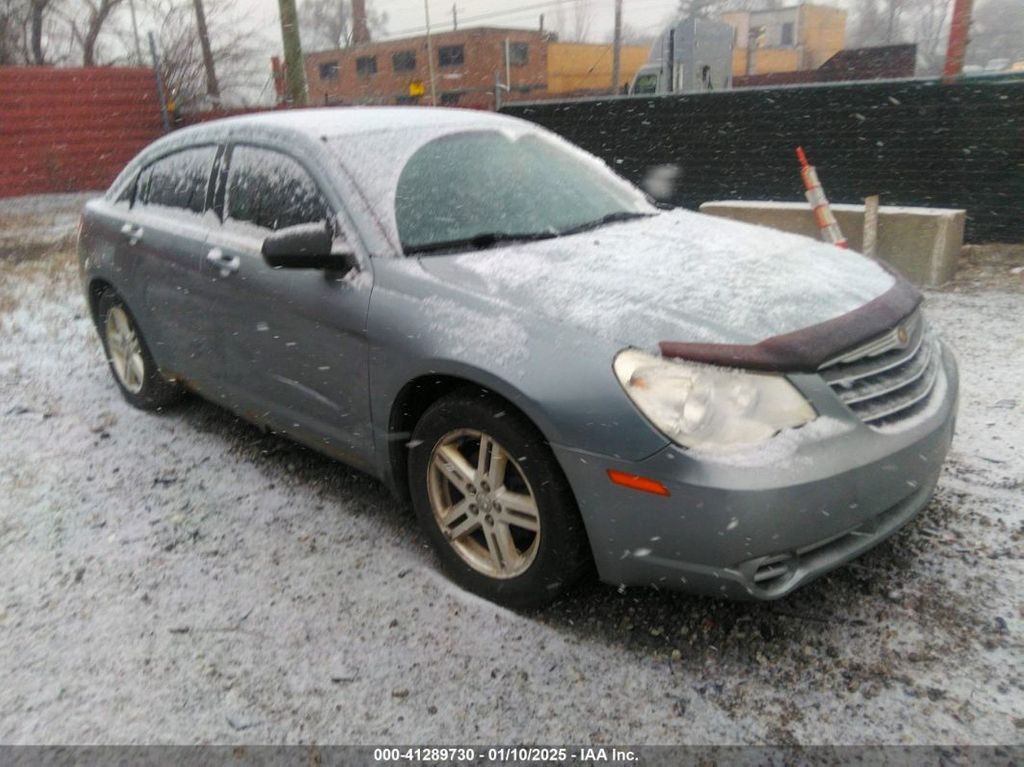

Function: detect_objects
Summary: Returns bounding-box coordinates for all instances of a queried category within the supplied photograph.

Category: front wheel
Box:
[408,391,591,608]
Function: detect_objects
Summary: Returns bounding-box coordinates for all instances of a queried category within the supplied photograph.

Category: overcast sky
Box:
[235,0,685,51]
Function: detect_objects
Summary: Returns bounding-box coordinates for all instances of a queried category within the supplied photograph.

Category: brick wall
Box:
[0,67,166,198]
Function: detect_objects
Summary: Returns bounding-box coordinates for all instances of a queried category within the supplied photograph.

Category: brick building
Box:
[305,27,549,110]
[304,28,650,109]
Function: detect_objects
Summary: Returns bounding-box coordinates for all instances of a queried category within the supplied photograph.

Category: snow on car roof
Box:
[211,106,522,139]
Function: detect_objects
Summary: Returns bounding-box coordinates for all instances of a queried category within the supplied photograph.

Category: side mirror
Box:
[261,222,358,273]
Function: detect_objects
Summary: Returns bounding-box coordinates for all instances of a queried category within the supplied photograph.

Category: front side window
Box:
[438,45,464,67]
[225,146,329,232]
[356,56,377,76]
[137,146,217,214]
[394,131,650,253]
[632,73,659,95]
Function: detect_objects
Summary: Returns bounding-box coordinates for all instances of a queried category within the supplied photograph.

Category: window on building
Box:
[318,61,340,81]
[509,42,528,66]
[440,92,461,106]
[226,146,330,232]
[396,95,421,105]
[356,56,378,76]
[138,146,217,214]
[392,50,416,72]
[438,45,464,67]
[780,22,794,46]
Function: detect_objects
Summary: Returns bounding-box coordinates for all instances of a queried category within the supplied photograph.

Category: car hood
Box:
[417,208,900,353]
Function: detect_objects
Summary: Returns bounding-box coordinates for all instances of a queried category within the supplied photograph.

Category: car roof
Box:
[198,106,523,140]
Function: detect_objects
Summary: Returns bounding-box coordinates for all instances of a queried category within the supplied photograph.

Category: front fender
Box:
[366,259,671,484]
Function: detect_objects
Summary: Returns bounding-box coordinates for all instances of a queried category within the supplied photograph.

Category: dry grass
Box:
[0,209,79,321]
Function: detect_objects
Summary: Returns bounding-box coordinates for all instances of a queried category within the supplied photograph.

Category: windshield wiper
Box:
[558,210,655,236]
[405,230,557,255]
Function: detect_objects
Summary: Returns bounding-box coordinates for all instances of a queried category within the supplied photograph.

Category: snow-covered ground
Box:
[0,198,1021,745]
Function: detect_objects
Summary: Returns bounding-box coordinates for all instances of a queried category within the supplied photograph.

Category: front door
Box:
[201,144,375,467]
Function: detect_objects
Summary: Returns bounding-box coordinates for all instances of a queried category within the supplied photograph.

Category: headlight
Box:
[613,349,817,450]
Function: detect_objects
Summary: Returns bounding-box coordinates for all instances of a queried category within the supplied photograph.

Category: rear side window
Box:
[225,146,330,231]
[137,146,217,214]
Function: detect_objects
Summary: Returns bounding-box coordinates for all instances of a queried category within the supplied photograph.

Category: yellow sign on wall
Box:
[409,81,425,96]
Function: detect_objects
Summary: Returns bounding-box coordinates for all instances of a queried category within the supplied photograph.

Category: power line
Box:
[378,0,679,41]
[382,0,591,39]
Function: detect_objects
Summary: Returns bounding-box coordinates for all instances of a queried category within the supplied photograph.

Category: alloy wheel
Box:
[427,429,541,579]
[105,305,145,395]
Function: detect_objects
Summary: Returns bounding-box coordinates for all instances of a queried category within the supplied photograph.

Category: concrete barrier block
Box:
[699,200,965,288]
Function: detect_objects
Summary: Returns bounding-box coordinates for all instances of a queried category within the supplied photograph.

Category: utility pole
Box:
[425,0,438,105]
[611,0,622,94]
[278,0,307,106]
[452,3,457,31]
[192,0,220,100]
[943,0,974,81]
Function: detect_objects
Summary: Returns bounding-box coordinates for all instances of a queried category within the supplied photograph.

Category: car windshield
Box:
[394,130,653,254]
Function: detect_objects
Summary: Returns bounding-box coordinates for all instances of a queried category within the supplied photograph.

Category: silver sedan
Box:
[78,108,958,607]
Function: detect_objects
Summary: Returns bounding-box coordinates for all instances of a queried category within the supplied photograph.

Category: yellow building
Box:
[546,42,650,95]
[721,4,846,77]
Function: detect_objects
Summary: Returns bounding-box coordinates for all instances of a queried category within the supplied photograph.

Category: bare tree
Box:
[617,22,656,47]
[675,0,782,20]
[0,0,28,64]
[554,0,593,42]
[968,0,1024,66]
[847,0,960,74]
[911,0,953,73]
[297,0,386,51]
[29,0,50,63]
[143,0,266,110]
[72,0,124,66]
[572,0,593,41]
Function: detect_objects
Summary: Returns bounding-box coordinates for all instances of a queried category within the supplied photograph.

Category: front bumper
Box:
[553,343,959,600]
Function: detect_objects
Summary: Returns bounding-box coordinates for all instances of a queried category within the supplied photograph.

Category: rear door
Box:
[200,143,375,467]
[126,145,221,384]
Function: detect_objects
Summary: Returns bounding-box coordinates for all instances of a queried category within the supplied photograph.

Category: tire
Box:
[408,389,591,609]
[95,289,183,410]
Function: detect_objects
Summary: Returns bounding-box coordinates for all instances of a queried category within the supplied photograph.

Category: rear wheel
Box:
[96,289,183,410]
[408,390,591,608]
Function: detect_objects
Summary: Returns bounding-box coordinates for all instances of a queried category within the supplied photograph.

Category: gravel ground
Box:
[0,199,1021,745]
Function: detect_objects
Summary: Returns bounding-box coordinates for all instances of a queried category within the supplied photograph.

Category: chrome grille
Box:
[819,310,941,427]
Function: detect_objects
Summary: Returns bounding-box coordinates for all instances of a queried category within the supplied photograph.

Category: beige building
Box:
[721,4,846,77]
[546,42,650,96]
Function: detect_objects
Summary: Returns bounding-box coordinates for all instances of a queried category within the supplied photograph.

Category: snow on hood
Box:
[419,208,896,349]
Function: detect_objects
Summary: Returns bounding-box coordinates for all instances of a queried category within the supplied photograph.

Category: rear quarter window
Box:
[137,146,218,214]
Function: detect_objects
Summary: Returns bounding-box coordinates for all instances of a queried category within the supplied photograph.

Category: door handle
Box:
[119,222,144,245]
[206,247,240,276]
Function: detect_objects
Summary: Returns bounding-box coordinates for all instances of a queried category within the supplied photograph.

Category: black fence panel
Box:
[502,77,1024,243]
